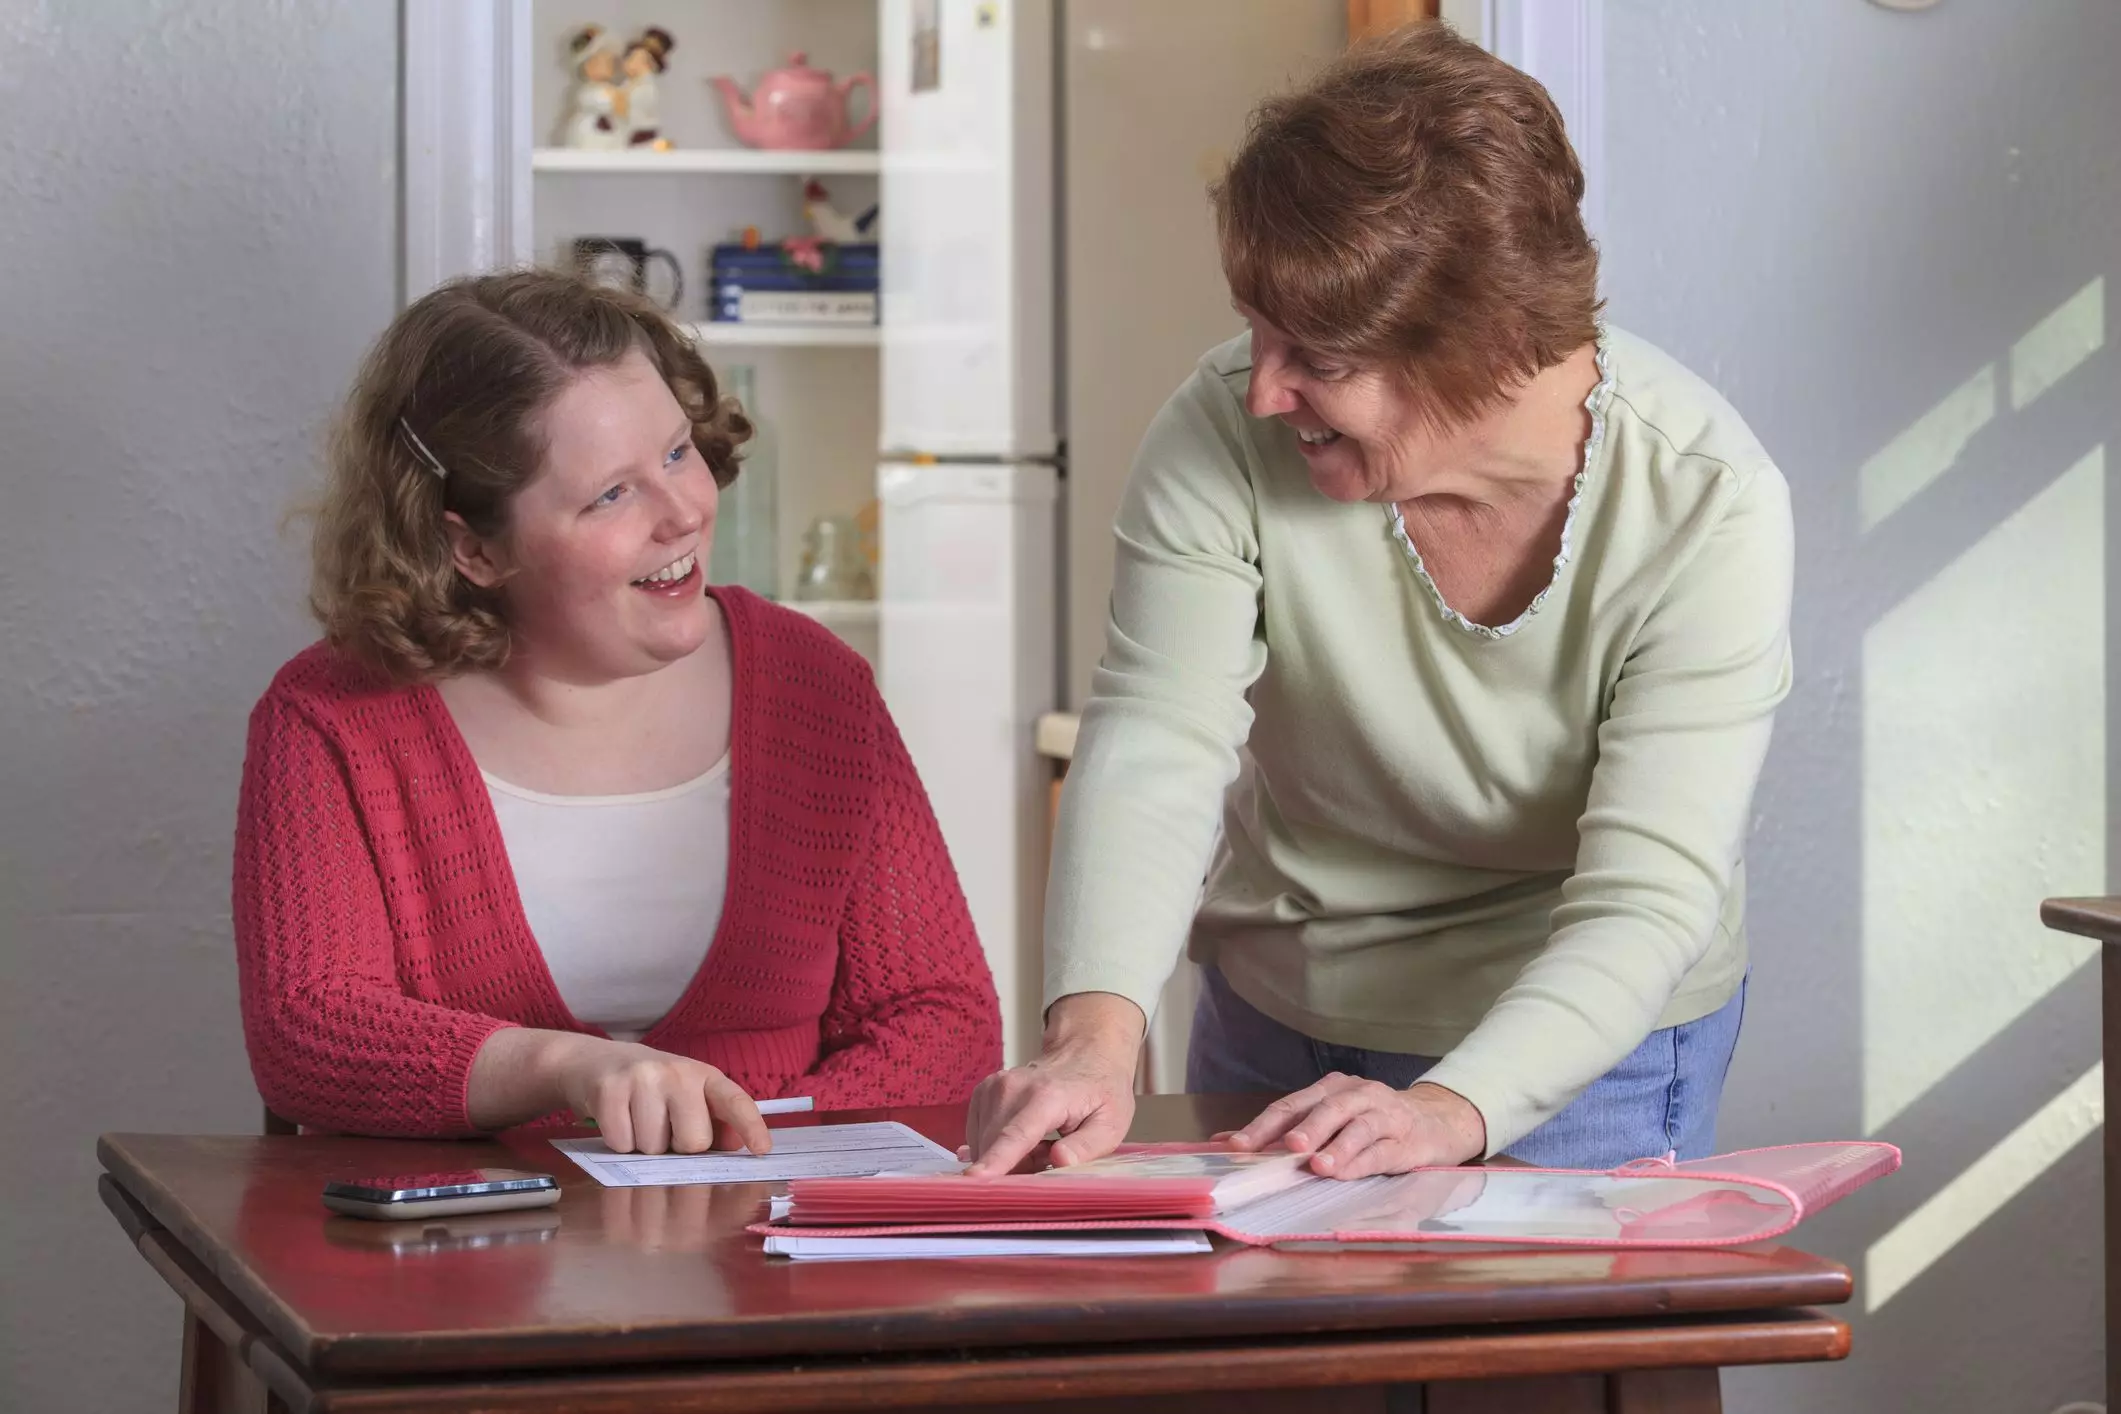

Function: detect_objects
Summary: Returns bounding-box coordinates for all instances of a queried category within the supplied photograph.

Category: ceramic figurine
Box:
[801,180,878,244]
[563,26,625,150]
[621,27,676,150]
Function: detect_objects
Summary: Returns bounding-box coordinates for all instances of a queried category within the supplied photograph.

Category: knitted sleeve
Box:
[803,695,1004,1107]
[232,691,514,1136]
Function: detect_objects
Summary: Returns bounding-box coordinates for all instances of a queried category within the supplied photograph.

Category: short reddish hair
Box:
[1214,23,1601,427]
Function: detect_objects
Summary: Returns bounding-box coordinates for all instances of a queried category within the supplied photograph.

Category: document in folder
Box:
[552,1121,960,1188]
[763,1141,1901,1249]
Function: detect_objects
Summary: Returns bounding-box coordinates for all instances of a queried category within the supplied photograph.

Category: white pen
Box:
[757,1096,815,1115]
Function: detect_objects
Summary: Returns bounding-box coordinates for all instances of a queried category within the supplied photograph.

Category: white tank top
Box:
[482,757,731,1043]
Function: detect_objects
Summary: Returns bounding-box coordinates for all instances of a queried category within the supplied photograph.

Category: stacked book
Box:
[709,241,879,325]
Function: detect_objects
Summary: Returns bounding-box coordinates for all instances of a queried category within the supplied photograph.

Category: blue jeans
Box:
[1186,964,1746,1169]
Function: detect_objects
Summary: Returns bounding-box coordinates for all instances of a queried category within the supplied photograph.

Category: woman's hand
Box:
[962,993,1144,1176]
[543,1034,771,1156]
[1224,1075,1487,1179]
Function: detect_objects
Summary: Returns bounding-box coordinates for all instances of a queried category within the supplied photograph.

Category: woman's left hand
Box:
[1223,1075,1488,1178]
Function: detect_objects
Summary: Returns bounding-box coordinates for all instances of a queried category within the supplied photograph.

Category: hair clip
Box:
[397,418,449,481]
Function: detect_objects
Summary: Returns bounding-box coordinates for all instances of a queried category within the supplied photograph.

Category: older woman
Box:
[235,269,1000,1153]
[968,24,1789,1178]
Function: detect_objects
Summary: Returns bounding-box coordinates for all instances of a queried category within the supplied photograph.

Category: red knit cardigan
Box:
[233,586,1002,1136]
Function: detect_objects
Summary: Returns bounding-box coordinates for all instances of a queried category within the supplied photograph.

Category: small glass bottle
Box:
[709,363,779,598]
[793,514,875,601]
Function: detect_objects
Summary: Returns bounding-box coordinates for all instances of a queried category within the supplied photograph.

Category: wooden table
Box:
[100,1094,1854,1413]
[2041,895,2121,1410]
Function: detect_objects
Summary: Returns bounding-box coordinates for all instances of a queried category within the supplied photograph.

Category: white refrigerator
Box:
[876,0,1059,1064]
[874,0,1348,1069]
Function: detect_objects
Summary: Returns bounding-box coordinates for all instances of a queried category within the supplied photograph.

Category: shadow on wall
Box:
[1854,272,2108,1310]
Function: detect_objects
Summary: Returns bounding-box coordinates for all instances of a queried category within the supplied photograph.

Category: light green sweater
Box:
[1045,327,1792,1153]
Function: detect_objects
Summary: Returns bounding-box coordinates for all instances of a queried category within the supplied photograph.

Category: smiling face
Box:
[1237,303,1467,505]
[446,348,717,684]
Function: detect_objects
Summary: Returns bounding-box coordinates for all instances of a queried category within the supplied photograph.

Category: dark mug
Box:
[570,236,684,310]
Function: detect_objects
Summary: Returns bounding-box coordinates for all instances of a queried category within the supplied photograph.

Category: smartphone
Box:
[321,1168,560,1221]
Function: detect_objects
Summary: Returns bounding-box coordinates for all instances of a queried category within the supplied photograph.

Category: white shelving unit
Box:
[532,147,881,176]
[781,599,879,668]
[684,322,879,348]
[528,1,883,640]
[783,600,879,625]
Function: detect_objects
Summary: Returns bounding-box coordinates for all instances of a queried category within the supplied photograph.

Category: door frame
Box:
[1447,0,1605,241]
[400,0,534,305]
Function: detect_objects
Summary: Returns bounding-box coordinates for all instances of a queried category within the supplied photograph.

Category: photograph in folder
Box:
[785,1144,1314,1225]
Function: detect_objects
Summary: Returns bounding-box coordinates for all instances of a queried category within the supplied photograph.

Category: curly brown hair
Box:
[1213,22,1602,428]
[310,268,751,683]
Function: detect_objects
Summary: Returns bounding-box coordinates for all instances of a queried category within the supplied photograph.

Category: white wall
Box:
[1602,3,2118,1410]
[0,4,400,1410]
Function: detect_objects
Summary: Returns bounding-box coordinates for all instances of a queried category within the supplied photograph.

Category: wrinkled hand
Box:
[550,1036,770,1157]
[1225,1075,1486,1179]
[962,994,1144,1176]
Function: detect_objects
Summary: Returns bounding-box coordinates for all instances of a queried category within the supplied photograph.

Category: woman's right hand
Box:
[540,1033,771,1156]
[962,993,1144,1176]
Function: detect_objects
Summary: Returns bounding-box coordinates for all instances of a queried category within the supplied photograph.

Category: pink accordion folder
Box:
[751,1141,1901,1250]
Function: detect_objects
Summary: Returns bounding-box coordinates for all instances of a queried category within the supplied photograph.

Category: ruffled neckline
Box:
[1384,332,1616,640]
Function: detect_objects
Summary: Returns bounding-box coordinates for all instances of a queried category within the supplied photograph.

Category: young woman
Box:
[235,269,1000,1154]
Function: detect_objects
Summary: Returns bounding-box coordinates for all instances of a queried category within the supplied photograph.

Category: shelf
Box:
[685,322,880,349]
[782,599,879,624]
[533,147,881,176]
[780,597,878,619]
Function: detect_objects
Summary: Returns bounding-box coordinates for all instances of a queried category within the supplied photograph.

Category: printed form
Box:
[552,1121,962,1188]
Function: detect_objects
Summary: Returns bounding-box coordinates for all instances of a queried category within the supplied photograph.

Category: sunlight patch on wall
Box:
[1861,448,2106,1137]
[2011,276,2104,410]
[1855,277,2103,534]
[1865,1060,2103,1312]
[1858,365,1997,532]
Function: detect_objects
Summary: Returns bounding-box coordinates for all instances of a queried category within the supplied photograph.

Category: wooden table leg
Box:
[178,1309,281,1414]
[1425,1368,1719,1413]
[1608,1367,1722,1412]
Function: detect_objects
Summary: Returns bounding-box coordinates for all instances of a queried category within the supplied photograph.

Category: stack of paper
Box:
[785,1144,1311,1224]
[551,1121,961,1189]
[762,1230,1214,1262]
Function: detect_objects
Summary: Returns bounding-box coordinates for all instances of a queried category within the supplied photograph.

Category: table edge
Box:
[2042,896,2121,942]
[99,1133,326,1370]
[296,1310,1852,1411]
[97,1131,1854,1382]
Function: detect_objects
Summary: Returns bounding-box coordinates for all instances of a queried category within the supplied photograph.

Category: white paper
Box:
[551,1121,961,1188]
[763,1230,1214,1261]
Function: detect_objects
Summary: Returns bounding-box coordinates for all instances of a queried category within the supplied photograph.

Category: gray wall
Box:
[0,3,400,1410]
[1603,2,2119,1411]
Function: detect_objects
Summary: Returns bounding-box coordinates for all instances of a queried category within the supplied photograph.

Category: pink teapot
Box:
[711,53,876,151]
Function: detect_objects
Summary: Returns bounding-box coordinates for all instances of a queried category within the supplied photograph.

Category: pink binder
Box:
[749,1142,1900,1250]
